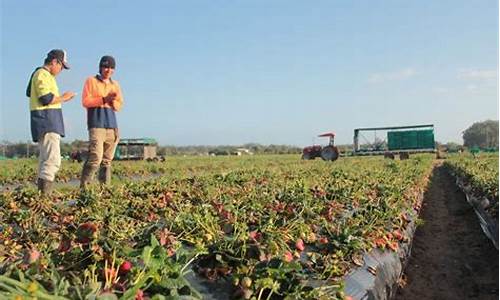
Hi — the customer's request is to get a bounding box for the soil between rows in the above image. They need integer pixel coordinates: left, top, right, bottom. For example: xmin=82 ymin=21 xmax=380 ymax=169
xmin=396 ymin=164 xmax=499 ymax=300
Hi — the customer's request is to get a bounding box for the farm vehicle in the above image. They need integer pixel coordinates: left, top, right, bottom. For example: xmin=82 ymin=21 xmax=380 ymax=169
xmin=302 ymin=132 xmax=340 ymax=161
xmin=70 ymin=138 xmax=165 ymax=162
xmin=353 ymin=124 xmax=436 ymax=160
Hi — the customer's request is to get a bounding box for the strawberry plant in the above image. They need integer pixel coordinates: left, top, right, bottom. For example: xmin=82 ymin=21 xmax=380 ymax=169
xmin=0 ymin=154 xmax=435 ymax=299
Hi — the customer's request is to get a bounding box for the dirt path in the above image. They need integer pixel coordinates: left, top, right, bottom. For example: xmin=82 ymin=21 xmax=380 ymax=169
xmin=396 ymin=164 xmax=498 ymax=300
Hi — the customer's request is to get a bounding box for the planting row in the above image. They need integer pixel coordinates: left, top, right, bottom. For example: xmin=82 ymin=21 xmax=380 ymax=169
xmin=0 ymin=155 xmax=434 ymax=299
xmin=445 ymin=153 xmax=499 ymax=218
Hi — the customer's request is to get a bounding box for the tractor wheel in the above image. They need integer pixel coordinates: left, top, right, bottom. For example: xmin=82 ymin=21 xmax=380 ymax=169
xmin=399 ymin=152 xmax=410 ymax=160
xmin=321 ymin=146 xmax=339 ymax=161
xmin=384 ymin=152 xmax=395 ymax=159
xmin=302 ymin=152 xmax=312 ymax=160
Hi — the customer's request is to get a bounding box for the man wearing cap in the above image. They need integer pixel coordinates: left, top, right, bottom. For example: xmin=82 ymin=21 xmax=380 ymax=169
xmin=80 ymin=55 xmax=123 ymax=187
xmin=26 ymin=49 xmax=76 ymax=195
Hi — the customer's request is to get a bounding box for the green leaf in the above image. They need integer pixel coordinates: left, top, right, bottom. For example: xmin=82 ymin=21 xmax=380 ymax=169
xmin=96 ymin=292 xmax=119 ymax=300
xmin=141 ymin=246 xmax=153 ymax=267
xmin=151 ymin=234 xmax=161 ymax=247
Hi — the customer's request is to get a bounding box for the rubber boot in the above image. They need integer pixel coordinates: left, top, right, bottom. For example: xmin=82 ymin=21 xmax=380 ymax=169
xmin=98 ymin=166 xmax=112 ymax=185
xmin=80 ymin=163 xmax=96 ymax=189
xmin=37 ymin=178 xmax=53 ymax=196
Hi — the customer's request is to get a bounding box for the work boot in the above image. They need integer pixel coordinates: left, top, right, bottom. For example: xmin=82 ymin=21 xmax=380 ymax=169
xmin=37 ymin=178 xmax=53 ymax=196
xmin=80 ymin=163 xmax=96 ymax=189
xmin=98 ymin=166 xmax=112 ymax=185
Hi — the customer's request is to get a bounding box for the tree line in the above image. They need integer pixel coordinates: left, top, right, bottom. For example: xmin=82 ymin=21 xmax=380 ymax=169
xmin=1 ymin=120 xmax=497 ymax=158
xmin=0 ymin=141 xmax=303 ymax=158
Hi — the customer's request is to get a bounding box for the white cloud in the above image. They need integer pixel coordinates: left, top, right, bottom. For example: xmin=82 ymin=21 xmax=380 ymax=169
xmin=368 ymin=68 xmax=416 ymax=83
xmin=432 ymin=87 xmax=449 ymax=94
xmin=456 ymin=68 xmax=497 ymax=94
xmin=465 ymin=84 xmax=479 ymax=91
xmin=457 ymin=69 xmax=497 ymax=80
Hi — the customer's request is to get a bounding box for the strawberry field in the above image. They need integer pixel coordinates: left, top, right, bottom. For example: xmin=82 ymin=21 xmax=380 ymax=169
xmin=1 ymin=155 xmax=435 ymax=299
xmin=445 ymin=153 xmax=499 ymax=218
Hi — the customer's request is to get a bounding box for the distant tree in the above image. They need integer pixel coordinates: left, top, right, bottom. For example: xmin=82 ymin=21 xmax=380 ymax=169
xmin=463 ymin=120 xmax=499 ymax=149
xmin=1 ymin=141 xmax=304 ymax=157
xmin=6 ymin=142 xmax=34 ymax=158
xmin=443 ymin=142 xmax=462 ymax=152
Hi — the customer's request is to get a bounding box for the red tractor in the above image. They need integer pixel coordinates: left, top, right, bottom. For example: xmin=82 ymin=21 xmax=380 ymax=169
xmin=302 ymin=132 xmax=340 ymax=161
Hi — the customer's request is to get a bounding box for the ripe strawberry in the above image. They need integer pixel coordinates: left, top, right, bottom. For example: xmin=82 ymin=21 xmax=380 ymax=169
xmin=283 ymin=251 xmax=293 ymax=262
xmin=119 ymin=260 xmax=132 ymax=275
xmin=388 ymin=241 xmax=399 ymax=252
xmin=393 ymin=229 xmax=404 ymax=241
xmin=319 ymin=237 xmax=329 ymax=244
xmin=135 ymin=289 xmax=144 ymax=300
xmin=249 ymin=231 xmax=262 ymax=241
xmin=374 ymin=238 xmax=386 ymax=248
xmin=23 ymin=249 xmax=40 ymax=264
xmin=295 ymin=238 xmax=305 ymax=252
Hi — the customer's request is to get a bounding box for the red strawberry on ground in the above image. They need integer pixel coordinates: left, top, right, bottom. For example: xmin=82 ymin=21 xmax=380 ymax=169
xmin=283 ymin=251 xmax=293 ymax=262
xmin=119 ymin=260 xmax=132 ymax=275
xmin=135 ymin=289 xmax=144 ymax=300
xmin=388 ymin=241 xmax=399 ymax=252
xmin=23 ymin=248 xmax=40 ymax=264
xmin=295 ymin=238 xmax=305 ymax=252
xmin=374 ymin=238 xmax=386 ymax=248
xmin=393 ymin=229 xmax=404 ymax=241
xmin=249 ymin=230 xmax=262 ymax=241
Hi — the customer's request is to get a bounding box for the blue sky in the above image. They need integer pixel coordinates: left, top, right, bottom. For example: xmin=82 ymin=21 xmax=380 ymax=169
xmin=1 ymin=1 xmax=498 ymax=146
